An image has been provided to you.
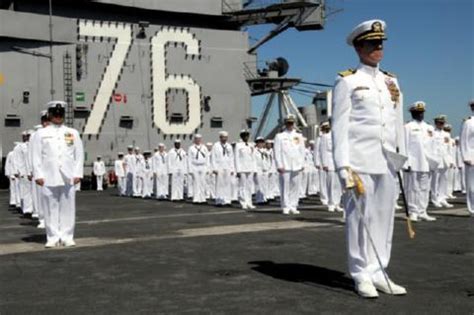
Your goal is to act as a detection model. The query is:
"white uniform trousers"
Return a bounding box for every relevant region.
[446,167,454,197]
[14,178,21,207]
[430,170,441,204]
[279,171,302,211]
[117,176,126,196]
[238,172,254,207]
[231,174,239,201]
[326,171,342,208]
[405,171,430,216]
[319,170,328,205]
[215,170,233,205]
[255,172,268,204]
[133,174,142,197]
[20,177,33,214]
[206,173,216,199]
[96,175,104,191]
[308,170,320,195]
[344,171,396,283]
[9,178,17,206]
[453,167,462,192]
[43,184,76,243]
[125,172,133,196]
[170,172,184,201]
[32,181,45,221]
[299,171,309,198]
[155,173,169,199]
[466,165,474,214]
[191,170,207,203]
[438,168,449,202]
[142,176,153,198]
[186,175,194,198]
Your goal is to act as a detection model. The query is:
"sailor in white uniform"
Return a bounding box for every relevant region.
[319,122,343,212]
[211,131,235,206]
[306,140,319,196]
[133,147,144,197]
[314,132,328,206]
[274,114,306,215]
[168,140,187,201]
[443,124,456,199]
[205,142,216,200]
[30,101,84,248]
[254,137,270,204]
[404,102,437,221]
[93,156,106,191]
[265,140,279,200]
[188,134,210,203]
[138,151,154,198]
[124,145,134,197]
[114,152,126,196]
[454,138,465,193]
[152,143,169,200]
[5,149,18,208]
[332,20,407,297]
[460,100,474,214]
[13,130,34,216]
[235,130,256,210]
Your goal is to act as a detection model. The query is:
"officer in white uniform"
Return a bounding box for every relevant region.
[13,131,34,216]
[332,20,407,297]
[211,131,235,206]
[319,122,343,212]
[235,130,256,210]
[254,137,270,204]
[124,145,134,196]
[10,142,22,209]
[93,156,106,191]
[460,100,474,214]
[5,149,18,208]
[265,140,279,200]
[430,115,453,208]
[28,110,50,228]
[188,134,210,203]
[152,143,169,200]
[454,138,465,193]
[443,124,456,199]
[114,152,126,196]
[138,151,154,198]
[168,140,187,201]
[30,101,84,248]
[404,102,437,221]
[306,140,319,196]
[314,132,328,206]
[274,114,305,215]
[133,147,144,197]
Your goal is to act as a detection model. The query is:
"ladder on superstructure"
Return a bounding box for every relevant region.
[63,52,74,127]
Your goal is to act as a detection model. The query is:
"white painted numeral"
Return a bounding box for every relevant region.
[79,20,132,135]
[151,28,201,134]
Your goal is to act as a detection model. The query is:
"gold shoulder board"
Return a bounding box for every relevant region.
[381,69,396,78]
[338,69,356,77]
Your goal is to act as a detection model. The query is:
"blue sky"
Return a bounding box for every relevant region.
[249,0,473,135]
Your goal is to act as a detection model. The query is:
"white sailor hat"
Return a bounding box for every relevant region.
[158,143,165,147]
[40,110,48,118]
[118,152,124,156]
[255,137,265,142]
[174,139,181,143]
[47,100,67,109]
[284,114,296,123]
[443,124,452,131]
[97,155,102,158]
[409,101,426,112]
[194,134,202,138]
[240,129,250,135]
[21,130,28,136]
[206,142,213,146]
[320,121,330,128]
[347,19,387,46]
[143,150,152,155]
[219,131,228,137]
[127,145,134,150]
[434,115,447,122]
[265,139,273,144]
[309,140,315,144]
[134,146,140,150]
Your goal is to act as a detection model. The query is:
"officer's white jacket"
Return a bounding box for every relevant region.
[152,152,168,174]
[188,144,209,173]
[13,142,31,177]
[28,127,43,179]
[255,148,270,173]
[5,151,15,178]
[319,132,336,171]
[124,153,135,174]
[313,137,321,168]
[114,159,126,177]
[404,120,434,172]
[274,129,305,172]
[304,148,316,171]
[234,141,256,173]
[331,64,406,174]
[30,124,84,186]
[432,129,451,169]
[211,142,235,172]
[455,145,463,168]
[167,148,187,173]
[137,158,153,178]
[266,148,277,173]
[93,161,106,176]
[460,116,474,163]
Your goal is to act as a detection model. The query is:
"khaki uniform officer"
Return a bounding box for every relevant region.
[30,101,84,248]
[332,20,407,297]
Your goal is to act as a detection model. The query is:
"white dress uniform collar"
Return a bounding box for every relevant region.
[357,63,380,77]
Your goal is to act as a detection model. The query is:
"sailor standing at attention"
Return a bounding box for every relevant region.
[114,153,126,196]
[93,155,106,191]
[30,101,84,248]
[331,20,407,298]
[403,102,437,222]
[273,114,305,215]
[234,130,256,210]
[188,134,210,204]
[211,131,235,206]
[168,139,187,201]
[460,100,474,215]
[124,145,134,197]
[152,143,169,200]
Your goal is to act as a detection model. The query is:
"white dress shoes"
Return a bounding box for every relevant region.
[419,213,437,221]
[355,281,379,298]
[373,278,407,295]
